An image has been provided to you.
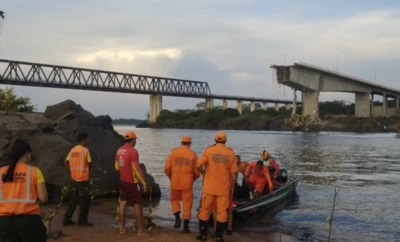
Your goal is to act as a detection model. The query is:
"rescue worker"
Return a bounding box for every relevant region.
[196,131,238,242]
[0,139,48,242]
[244,160,275,198]
[164,136,200,233]
[261,150,280,188]
[210,171,235,236]
[115,131,149,236]
[62,133,93,226]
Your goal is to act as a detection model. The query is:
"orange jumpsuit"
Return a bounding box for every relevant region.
[197,144,238,223]
[164,145,200,220]
[245,161,273,194]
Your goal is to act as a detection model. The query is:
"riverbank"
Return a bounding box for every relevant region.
[137,108,400,133]
[43,199,295,242]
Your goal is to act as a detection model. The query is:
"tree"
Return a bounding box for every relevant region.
[195,102,205,110]
[0,11,4,19]
[0,87,36,112]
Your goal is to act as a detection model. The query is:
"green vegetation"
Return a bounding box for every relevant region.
[137,104,293,129]
[112,118,145,125]
[136,100,400,132]
[0,87,36,112]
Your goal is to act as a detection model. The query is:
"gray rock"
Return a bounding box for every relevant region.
[44,99,94,121]
[0,100,161,200]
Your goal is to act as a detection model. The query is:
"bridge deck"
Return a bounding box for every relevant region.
[0,59,297,104]
[271,62,400,96]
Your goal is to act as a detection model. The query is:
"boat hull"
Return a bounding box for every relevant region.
[232,177,300,220]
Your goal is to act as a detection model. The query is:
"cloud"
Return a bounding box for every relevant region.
[70,48,183,76]
[1,1,400,118]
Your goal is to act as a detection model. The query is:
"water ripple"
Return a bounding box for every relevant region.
[114,127,400,242]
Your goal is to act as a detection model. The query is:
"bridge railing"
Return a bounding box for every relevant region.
[0,59,212,97]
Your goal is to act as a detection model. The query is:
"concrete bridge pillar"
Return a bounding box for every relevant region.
[205,98,214,109]
[222,99,228,109]
[262,102,269,110]
[355,92,371,117]
[382,94,387,117]
[149,94,163,123]
[274,103,279,111]
[236,100,243,114]
[302,91,319,119]
[250,102,256,112]
[396,96,399,109]
[285,104,290,111]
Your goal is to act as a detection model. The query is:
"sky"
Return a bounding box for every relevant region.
[1,0,400,119]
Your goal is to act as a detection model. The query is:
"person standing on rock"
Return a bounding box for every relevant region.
[0,139,48,242]
[196,131,238,242]
[164,136,200,233]
[115,131,149,236]
[62,132,93,227]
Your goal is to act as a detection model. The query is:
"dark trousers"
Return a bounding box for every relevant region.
[62,180,91,224]
[0,214,46,242]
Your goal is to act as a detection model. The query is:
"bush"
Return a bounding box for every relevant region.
[0,87,35,112]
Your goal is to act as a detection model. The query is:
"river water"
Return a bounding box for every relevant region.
[113,126,400,242]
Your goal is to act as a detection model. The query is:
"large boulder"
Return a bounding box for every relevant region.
[44,99,94,121]
[0,100,161,200]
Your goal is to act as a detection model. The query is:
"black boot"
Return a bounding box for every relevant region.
[216,222,227,242]
[174,212,181,228]
[183,219,191,234]
[196,220,208,241]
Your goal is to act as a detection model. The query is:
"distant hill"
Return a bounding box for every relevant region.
[112,118,146,125]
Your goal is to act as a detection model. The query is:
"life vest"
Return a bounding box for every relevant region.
[69,146,90,181]
[261,159,275,176]
[0,163,40,216]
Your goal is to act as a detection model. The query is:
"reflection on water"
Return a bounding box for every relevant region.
[113,126,400,242]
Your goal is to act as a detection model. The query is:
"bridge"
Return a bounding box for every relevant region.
[271,62,400,119]
[0,59,298,123]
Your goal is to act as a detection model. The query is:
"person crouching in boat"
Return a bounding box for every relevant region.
[164,136,200,233]
[233,155,250,200]
[261,150,280,189]
[244,160,275,198]
[0,139,48,242]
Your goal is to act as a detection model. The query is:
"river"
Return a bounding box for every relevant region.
[113,126,400,242]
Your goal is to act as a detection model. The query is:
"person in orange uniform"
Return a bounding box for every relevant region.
[261,150,280,188]
[210,172,235,236]
[244,160,274,198]
[196,131,238,242]
[62,133,93,226]
[0,139,48,242]
[115,131,149,236]
[164,136,200,233]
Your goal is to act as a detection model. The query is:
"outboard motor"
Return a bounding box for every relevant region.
[276,169,288,183]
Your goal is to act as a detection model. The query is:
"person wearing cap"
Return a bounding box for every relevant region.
[62,132,93,227]
[115,131,149,236]
[164,136,200,233]
[196,131,238,242]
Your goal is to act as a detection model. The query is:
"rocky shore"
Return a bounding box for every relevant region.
[0,100,161,200]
